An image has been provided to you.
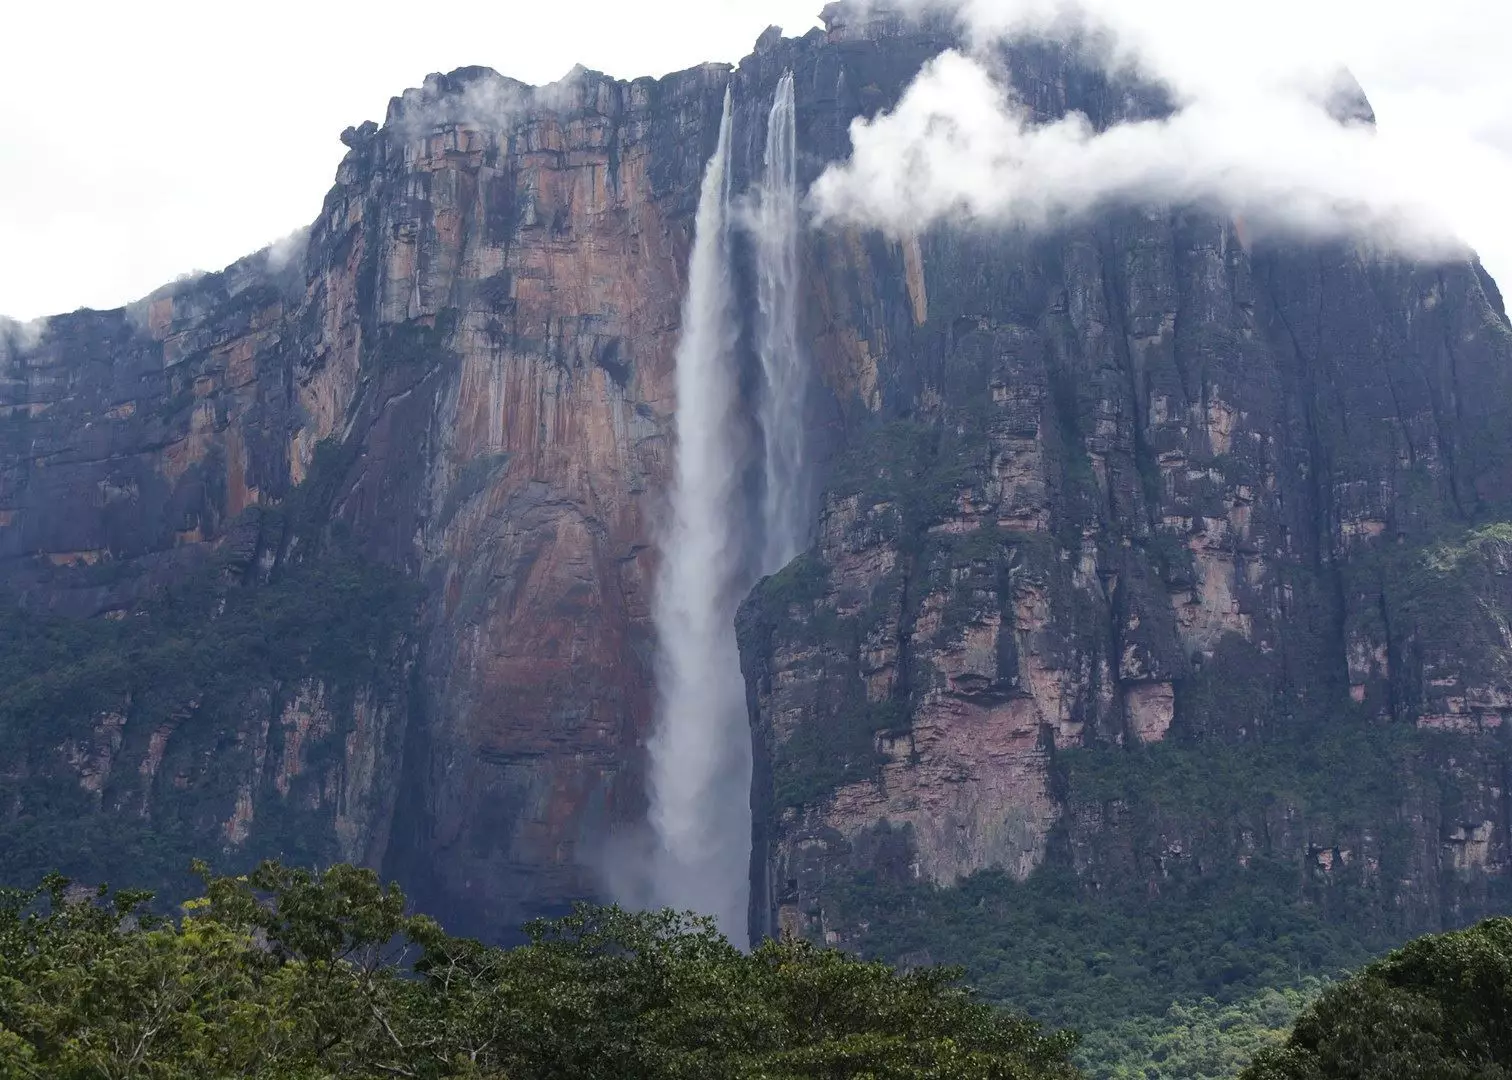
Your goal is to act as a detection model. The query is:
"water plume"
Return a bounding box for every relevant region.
[753,72,810,572]
[643,87,752,941]
[636,74,812,945]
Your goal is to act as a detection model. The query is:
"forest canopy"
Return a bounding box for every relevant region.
[3,860,1509,1079]
[0,861,1079,1080]
[1242,916,1512,1080]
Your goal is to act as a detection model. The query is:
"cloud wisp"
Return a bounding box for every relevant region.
[0,316,49,363]
[812,0,1512,276]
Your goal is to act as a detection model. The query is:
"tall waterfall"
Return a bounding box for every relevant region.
[637,76,808,944]
[753,72,808,571]
[644,88,751,940]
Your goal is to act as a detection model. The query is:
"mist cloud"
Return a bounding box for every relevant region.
[813,0,1512,272]
[264,226,310,274]
[0,316,48,359]
[386,65,601,146]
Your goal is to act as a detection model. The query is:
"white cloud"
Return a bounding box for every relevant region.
[386,70,533,143]
[814,0,1512,287]
[4,0,1507,319]
[813,50,1463,257]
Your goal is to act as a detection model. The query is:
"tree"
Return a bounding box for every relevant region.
[1242,917,1512,1080]
[0,862,1082,1080]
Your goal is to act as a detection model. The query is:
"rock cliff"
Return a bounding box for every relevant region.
[2,2,1510,979]
[0,58,735,933]
[734,5,1512,978]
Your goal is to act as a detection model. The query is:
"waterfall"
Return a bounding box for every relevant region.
[636,75,808,945]
[644,87,751,940]
[754,72,808,572]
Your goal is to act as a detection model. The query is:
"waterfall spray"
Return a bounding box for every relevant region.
[637,75,808,944]
[644,87,751,940]
[754,72,808,572]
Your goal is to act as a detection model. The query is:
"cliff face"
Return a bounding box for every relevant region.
[735,12,1512,955]
[2,2,1510,958]
[741,231,1512,933]
[321,68,724,933]
[0,2,962,934]
[0,59,734,931]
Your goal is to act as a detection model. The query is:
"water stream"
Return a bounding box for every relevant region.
[644,87,752,940]
[642,75,807,943]
[754,72,808,572]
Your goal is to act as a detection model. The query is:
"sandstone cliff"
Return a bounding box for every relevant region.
[2,2,1510,971]
[0,59,736,933]
[735,7,1512,967]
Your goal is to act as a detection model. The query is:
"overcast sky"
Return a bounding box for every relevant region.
[0,1,824,321]
[2,0,1509,322]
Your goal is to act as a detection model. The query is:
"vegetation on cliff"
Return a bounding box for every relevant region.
[0,863,1080,1080]
[830,865,1365,1077]
[824,693,1511,1076]
[748,496,1512,1077]
[0,538,419,897]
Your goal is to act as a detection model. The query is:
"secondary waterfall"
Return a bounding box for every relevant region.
[644,88,751,940]
[754,72,808,571]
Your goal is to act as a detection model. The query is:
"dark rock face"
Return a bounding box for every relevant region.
[736,13,1512,950]
[2,3,1510,954]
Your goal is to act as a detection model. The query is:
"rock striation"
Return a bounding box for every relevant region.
[1,59,738,934]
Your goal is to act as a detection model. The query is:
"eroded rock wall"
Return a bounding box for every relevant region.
[0,60,739,930]
[4,2,1510,949]
[737,11,1512,945]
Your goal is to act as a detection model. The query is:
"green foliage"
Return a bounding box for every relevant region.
[931,528,1010,646]
[1061,716,1419,842]
[1346,519,1512,695]
[828,420,985,553]
[829,865,1377,1046]
[1243,917,1512,1080]
[759,523,1512,1075]
[1423,520,1512,573]
[0,553,419,897]
[1143,531,1196,588]
[757,424,1009,811]
[828,684,1474,1065]
[0,863,1083,1080]
[774,696,904,811]
[761,553,833,611]
[752,555,905,812]
[286,436,364,537]
[820,701,1482,1076]
[1081,983,1321,1080]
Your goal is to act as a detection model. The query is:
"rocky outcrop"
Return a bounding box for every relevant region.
[0,507,416,893]
[0,0,966,934]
